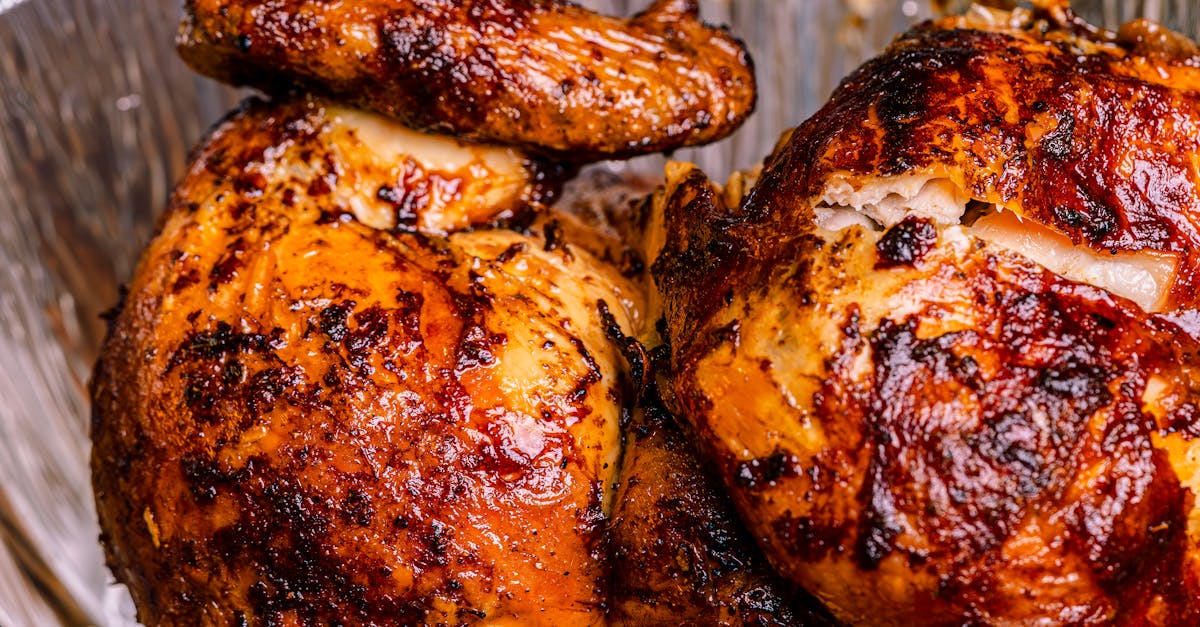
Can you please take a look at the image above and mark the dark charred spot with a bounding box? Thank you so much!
[210,237,248,288]
[316,209,355,226]
[1040,111,1075,160]
[455,325,506,373]
[1052,205,1085,228]
[346,306,390,356]
[222,360,246,386]
[376,184,402,204]
[734,452,799,490]
[618,247,645,278]
[181,455,239,502]
[985,411,1046,485]
[876,78,924,126]
[234,171,267,197]
[1036,359,1113,413]
[568,335,602,390]
[856,510,903,570]
[542,218,566,253]
[170,321,269,369]
[343,489,374,526]
[319,301,355,342]
[375,163,437,232]
[307,174,333,197]
[494,242,526,264]
[1166,403,1200,437]
[245,367,303,415]
[874,216,937,269]
[173,268,201,294]
[426,520,449,556]
[598,300,649,394]
[1051,199,1119,242]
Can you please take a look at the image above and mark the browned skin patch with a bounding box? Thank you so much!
[177,0,755,162]
[749,5,1200,308]
[90,99,645,626]
[608,380,840,626]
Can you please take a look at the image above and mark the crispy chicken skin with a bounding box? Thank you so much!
[651,5,1200,626]
[177,0,755,161]
[91,97,645,625]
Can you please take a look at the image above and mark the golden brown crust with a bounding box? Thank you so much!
[751,5,1200,307]
[90,97,644,626]
[653,164,1200,625]
[177,0,755,162]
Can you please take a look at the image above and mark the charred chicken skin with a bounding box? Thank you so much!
[177,0,755,161]
[652,3,1200,625]
[91,96,645,624]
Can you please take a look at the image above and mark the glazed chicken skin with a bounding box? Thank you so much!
[651,3,1200,625]
[177,0,755,161]
[91,96,648,625]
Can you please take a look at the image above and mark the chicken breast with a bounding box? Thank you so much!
[651,3,1200,625]
[91,96,644,625]
[177,0,755,161]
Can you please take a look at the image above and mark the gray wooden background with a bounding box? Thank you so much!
[1,1,1195,624]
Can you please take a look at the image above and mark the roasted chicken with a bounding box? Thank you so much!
[91,1,817,624]
[651,2,1200,625]
[609,382,838,626]
[177,0,755,161]
[96,0,1200,624]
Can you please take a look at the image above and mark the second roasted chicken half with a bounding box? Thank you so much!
[652,3,1200,626]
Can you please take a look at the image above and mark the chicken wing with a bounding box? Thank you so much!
[177,0,755,161]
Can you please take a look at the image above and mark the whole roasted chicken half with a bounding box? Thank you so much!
[652,1,1200,625]
[91,1,824,625]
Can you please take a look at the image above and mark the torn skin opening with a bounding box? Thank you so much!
[812,176,1178,313]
